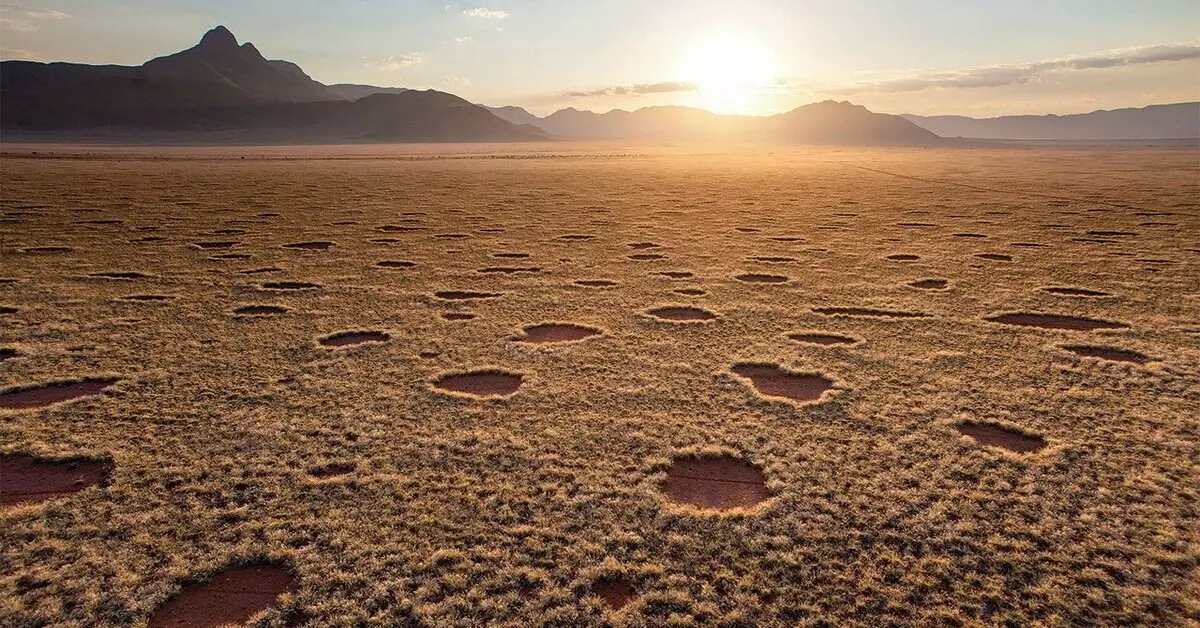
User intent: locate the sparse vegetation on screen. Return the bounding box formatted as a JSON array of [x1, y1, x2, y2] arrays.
[[1, 145, 1197, 626]]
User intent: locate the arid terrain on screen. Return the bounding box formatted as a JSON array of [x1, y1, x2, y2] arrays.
[[1, 144, 1197, 626]]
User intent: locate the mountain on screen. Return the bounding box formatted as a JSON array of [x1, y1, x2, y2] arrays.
[[139, 26, 341, 103], [515, 101, 939, 144], [1, 26, 545, 143], [481, 105, 543, 127], [769, 101, 939, 144], [329, 84, 410, 101], [902, 103, 1200, 140], [1, 25, 343, 129]]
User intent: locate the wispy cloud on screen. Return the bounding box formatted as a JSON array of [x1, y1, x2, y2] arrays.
[[0, 4, 69, 32], [462, 7, 508, 20], [826, 42, 1200, 94], [453, 35, 473, 44], [366, 53, 424, 71], [560, 81, 697, 99], [0, 45, 36, 59]]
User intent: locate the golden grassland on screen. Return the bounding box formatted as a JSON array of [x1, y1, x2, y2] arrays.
[[1, 144, 1198, 626]]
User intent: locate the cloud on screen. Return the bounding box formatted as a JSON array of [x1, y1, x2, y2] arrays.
[[454, 35, 473, 44], [366, 53, 423, 71], [826, 42, 1200, 94], [560, 81, 697, 99], [0, 16, 34, 31], [0, 4, 68, 32], [463, 7, 508, 20], [0, 45, 36, 59], [2, 4, 69, 19]]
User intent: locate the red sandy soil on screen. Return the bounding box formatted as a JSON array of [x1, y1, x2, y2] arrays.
[[147, 565, 297, 628], [0, 454, 110, 507], [985, 313, 1128, 331], [731, 364, 834, 403], [663, 456, 770, 511], [957, 423, 1048, 453], [0, 378, 119, 409]]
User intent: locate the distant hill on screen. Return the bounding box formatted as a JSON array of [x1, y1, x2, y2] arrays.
[[902, 103, 1200, 140], [329, 84, 410, 101], [481, 105, 543, 127], [509, 101, 940, 144], [1, 26, 545, 143]]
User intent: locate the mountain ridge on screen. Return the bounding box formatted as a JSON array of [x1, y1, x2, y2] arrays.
[[902, 102, 1200, 139]]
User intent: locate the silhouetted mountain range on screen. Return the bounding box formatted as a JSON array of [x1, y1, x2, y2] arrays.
[[902, 103, 1200, 140], [6, 25, 1186, 144], [329, 84, 410, 101], [483, 101, 939, 144], [1, 26, 543, 142]]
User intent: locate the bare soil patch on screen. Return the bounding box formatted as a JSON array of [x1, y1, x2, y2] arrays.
[[319, 331, 390, 347], [90, 272, 150, 280], [909, 279, 948, 289], [663, 455, 770, 511], [788, 332, 859, 346], [0, 454, 111, 507], [590, 578, 637, 611], [1, 377, 120, 409], [234, 305, 288, 316], [985, 313, 1128, 331], [517, 323, 601, 344], [957, 423, 1047, 453], [478, 267, 541, 274], [731, 363, 834, 403], [147, 564, 298, 628], [1062, 345, 1149, 364], [735, 273, 789, 284], [1044, 287, 1110, 297], [434, 291, 502, 301], [433, 370, 523, 397], [261, 281, 320, 290]]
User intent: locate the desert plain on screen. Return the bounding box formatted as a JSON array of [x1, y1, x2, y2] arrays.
[[1, 144, 1198, 626]]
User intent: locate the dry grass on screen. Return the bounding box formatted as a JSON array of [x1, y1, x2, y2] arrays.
[[1, 144, 1198, 626]]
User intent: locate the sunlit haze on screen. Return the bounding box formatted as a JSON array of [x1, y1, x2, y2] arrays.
[[2, 0, 1198, 116]]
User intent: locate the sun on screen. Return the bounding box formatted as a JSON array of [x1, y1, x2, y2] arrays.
[[681, 35, 777, 115]]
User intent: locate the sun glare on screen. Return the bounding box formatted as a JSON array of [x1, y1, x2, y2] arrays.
[[681, 35, 778, 115]]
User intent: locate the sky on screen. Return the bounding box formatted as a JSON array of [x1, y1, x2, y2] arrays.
[[2, 0, 1198, 116]]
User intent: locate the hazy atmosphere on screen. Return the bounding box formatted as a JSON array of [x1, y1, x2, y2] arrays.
[[3, 0, 1199, 115]]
